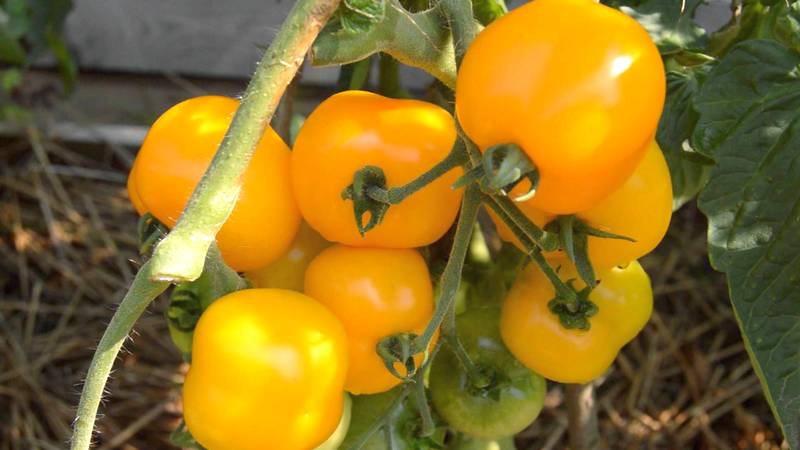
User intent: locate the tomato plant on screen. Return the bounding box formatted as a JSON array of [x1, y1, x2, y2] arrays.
[[69, 0, 800, 447]]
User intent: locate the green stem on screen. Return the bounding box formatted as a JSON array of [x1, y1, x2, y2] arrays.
[[484, 194, 557, 251], [410, 368, 436, 437], [312, 0, 458, 89], [416, 184, 480, 349], [444, 333, 491, 389], [148, 0, 342, 283], [529, 248, 578, 306], [439, 0, 481, 65], [348, 389, 408, 450], [70, 262, 169, 450], [378, 53, 411, 98], [367, 141, 467, 204]]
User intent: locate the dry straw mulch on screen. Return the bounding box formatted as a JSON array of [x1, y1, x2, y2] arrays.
[[0, 130, 787, 449]]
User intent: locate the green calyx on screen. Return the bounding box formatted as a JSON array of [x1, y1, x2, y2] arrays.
[[377, 332, 422, 381], [454, 143, 539, 200], [342, 165, 390, 235], [547, 284, 598, 331], [136, 213, 168, 257]]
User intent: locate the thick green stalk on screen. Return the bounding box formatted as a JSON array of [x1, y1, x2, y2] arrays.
[[149, 0, 342, 283], [312, 0, 458, 88], [70, 262, 169, 450]]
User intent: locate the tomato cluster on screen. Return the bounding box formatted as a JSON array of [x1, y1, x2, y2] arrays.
[[126, 0, 668, 447]]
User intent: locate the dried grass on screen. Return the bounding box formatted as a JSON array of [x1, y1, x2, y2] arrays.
[[0, 130, 787, 449]]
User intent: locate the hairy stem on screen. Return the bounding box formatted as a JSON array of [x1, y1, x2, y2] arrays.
[[149, 0, 342, 282], [416, 184, 480, 348], [70, 262, 169, 450], [367, 141, 467, 204]]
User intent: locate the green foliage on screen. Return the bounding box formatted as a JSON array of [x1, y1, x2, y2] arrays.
[[471, 0, 506, 25], [620, 0, 709, 54], [337, 0, 386, 34], [694, 39, 800, 449], [169, 421, 205, 450], [0, 0, 76, 120], [657, 68, 713, 210]]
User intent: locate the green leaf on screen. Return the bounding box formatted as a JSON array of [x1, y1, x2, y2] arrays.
[[620, 0, 709, 54], [0, 26, 25, 64], [339, 0, 385, 34], [472, 0, 506, 25], [169, 421, 205, 449], [657, 69, 712, 210], [45, 29, 77, 92], [694, 39, 800, 448]]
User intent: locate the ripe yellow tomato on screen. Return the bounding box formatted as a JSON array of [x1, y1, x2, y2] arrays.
[[304, 245, 435, 394], [246, 222, 330, 291], [500, 260, 653, 384], [128, 96, 300, 271], [491, 142, 672, 271], [183, 288, 348, 450], [292, 90, 462, 248], [457, 0, 665, 214]]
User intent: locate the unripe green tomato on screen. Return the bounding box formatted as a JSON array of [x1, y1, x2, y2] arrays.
[[429, 308, 546, 439]]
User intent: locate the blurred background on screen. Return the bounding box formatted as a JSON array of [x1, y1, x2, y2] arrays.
[[0, 0, 789, 449]]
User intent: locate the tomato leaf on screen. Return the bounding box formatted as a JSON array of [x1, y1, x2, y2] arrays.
[[657, 68, 712, 210], [0, 26, 25, 64], [619, 0, 709, 54], [694, 39, 800, 448], [169, 421, 205, 449]]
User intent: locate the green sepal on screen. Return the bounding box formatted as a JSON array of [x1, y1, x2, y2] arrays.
[[547, 285, 598, 331], [376, 332, 420, 381], [342, 165, 390, 235], [136, 213, 168, 257]]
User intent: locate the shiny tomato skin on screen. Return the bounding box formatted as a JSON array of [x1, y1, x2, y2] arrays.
[[292, 90, 462, 248], [183, 288, 348, 450], [457, 0, 665, 214], [500, 260, 653, 384], [491, 141, 672, 271], [304, 245, 435, 394]]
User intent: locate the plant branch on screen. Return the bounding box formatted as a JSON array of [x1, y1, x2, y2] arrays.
[[439, 0, 481, 65], [367, 141, 467, 204], [148, 0, 342, 283], [416, 184, 480, 349], [312, 0, 458, 88], [70, 262, 169, 450]]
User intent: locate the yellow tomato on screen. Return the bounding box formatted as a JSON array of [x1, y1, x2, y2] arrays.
[[491, 142, 672, 271], [129, 96, 300, 271], [292, 90, 462, 248], [246, 222, 330, 291], [457, 0, 665, 214], [304, 245, 435, 394], [500, 260, 653, 384], [183, 288, 348, 450]]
